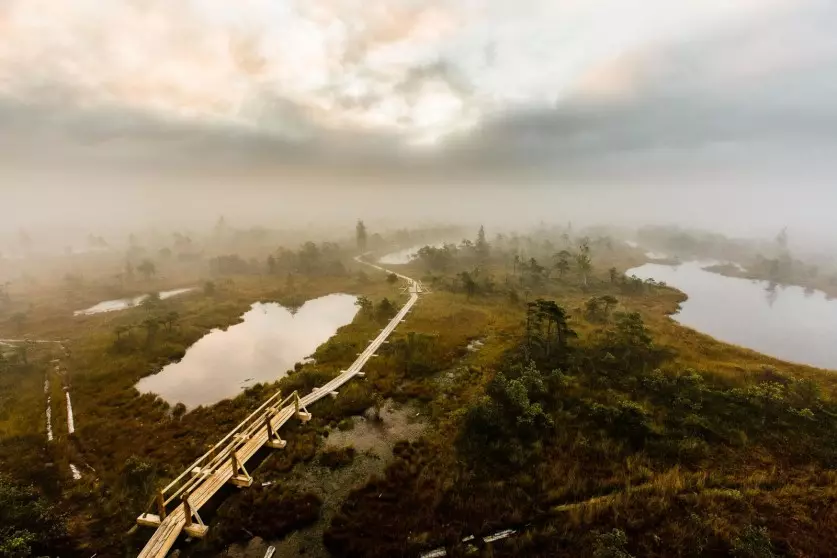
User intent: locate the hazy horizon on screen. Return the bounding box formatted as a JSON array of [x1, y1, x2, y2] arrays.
[[4, 0, 837, 242]]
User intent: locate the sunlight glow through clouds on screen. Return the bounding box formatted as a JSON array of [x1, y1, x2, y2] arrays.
[[0, 0, 794, 145]]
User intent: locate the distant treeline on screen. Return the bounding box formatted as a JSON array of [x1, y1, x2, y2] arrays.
[[209, 242, 349, 277]]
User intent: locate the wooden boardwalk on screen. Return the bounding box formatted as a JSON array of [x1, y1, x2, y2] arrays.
[[136, 256, 423, 557]]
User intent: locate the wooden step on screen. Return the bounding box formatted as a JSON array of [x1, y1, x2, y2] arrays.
[[137, 513, 162, 528], [229, 474, 253, 488], [184, 523, 209, 539]]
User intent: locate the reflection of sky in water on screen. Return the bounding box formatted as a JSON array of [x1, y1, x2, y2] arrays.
[[73, 288, 193, 316], [136, 294, 358, 409], [379, 243, 446, 265], [628, 261, 837, 370]]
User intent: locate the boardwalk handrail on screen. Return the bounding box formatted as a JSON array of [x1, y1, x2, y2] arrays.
[[159, 390, 283, 495], [152, 390, 304, 513]]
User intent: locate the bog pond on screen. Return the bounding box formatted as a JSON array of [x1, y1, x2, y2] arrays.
[[136, 294, 359, 409], [74, 288, 194, 316], [627, 261, 837, 370]]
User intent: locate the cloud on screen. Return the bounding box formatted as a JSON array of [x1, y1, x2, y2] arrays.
[[1, 0, 836, 188], [0, 1, 792, 133], [0, 0, 469, 139]]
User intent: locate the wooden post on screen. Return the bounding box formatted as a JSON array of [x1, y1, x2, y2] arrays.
[[265, 410, 287, 449], [182, 493, 209, 538], [157, 491, 166, 520], [265, 411, 273, 438], [294, 392, 312, 422], [182, 494, 192, 527], [228, 449, 253, 487]]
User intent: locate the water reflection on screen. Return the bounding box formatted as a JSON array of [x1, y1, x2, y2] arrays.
[[627, 261, 837, 370], [135, 294, 359, 409], [73, 288, 194, 316], [765, 282, 779, 307]]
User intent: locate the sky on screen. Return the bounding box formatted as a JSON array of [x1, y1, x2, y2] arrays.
[[3, 0, 837, 237]]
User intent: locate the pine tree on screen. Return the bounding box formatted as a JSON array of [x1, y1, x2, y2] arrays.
[[475, 225, 490, 261], [356, 220, 368, 252]]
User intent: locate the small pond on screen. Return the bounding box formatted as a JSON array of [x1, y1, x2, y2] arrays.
[[627, 261, 837, 370], [74, 288, 194, 316], [135, 294, 359, 409]]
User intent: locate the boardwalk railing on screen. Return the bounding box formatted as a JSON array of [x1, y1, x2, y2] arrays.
[[138, 390, 310, 528], [135, 254, 423, 557]]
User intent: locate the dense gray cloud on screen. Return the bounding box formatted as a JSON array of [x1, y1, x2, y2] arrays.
[[455, 1, 837, 169], [2, 0, 837, 236]]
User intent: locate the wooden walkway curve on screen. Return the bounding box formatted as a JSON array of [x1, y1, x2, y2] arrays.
[[136, 255, 423, 558]]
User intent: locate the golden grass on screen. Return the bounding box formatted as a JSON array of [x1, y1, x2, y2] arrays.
[[3, 240, 837, 555]]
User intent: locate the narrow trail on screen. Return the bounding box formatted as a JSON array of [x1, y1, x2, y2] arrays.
[[3, 337, 82, 478], [0, 338, 64, 344], [54, 345, 82, 477], [52, 354, 77, 436], [418, 493, 619, 557], [45, 377, 54, 442], [65, 391, 76, 435], [419, 475, 707, 557]]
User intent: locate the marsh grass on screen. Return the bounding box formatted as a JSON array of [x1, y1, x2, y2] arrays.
[[3, 237, 837, 556]]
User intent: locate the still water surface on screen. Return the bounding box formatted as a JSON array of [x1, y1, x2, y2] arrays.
[[627, 261, 837, 370], [136, 294, 358, 408], [74, 288, 194, 316]]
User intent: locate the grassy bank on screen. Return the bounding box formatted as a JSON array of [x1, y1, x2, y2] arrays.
[[323, 237, 837, 557]]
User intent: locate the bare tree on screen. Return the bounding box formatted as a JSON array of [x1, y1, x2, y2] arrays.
[[575, 253, 592, 287]]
